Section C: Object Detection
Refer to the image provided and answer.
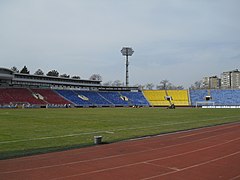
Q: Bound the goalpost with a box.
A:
[195,101,215,108]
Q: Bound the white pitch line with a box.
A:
[176,123,239,139]
[103,115,240,134]
[105,131,114,134]
[2,132,239,176]
[0,131,113,144]
[8,122,240,162]
[0,116,239,145]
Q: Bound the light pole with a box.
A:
[121,47,134,87]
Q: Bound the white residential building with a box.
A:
[221,69,240,89]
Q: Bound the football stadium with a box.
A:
[0,66,240,179]
[1,0,240,178]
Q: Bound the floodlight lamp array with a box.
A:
[121,47,134,56]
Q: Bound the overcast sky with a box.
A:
[0,0,239,88]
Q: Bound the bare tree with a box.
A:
[157,80,171,90]
[11,66,19,73]
[90,74,102,81]
[170,85,184,90]
[102,81,112,86]
[157,80,184,90]
[190,80,203,90]
[175,85,184,90]
[112,80,124,87]
[135,84,145,90]
[145,83,154,90]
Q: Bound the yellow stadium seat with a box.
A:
[143,90,190,106]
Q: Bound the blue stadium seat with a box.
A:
[56,90,93,106]
[75,91,112,106]
[98,91,130,106]
[189,90,208,106]
[210,89,240,105]
[55,90,150,107]
[120,91,149,106]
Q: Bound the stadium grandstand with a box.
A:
[1,67,240,108]
[143,90,190,107]
[0,67,149,108]
[190,89,240,107]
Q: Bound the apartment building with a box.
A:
[202,76,221,89]
[221,69,240,89]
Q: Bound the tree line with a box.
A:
[10,66,102,81]
[141,80,203,90]
[103,79,185,90]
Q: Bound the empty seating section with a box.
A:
[210,90,240,105]
[1,88,240,107]
[120,91,149,106]
[55,90,149,107]
[190,89,210,106]
[143,90,189,106]
[0,88,15,104]
[190,90,210,106]
[98,91,129,106]
[56,90,92,106]
[32,89,71,105]
[75,91,111,106]
[167,90,189,106]
[1,88,150,106]
[190,89,240,106]
[143,90,168,106]
[0,88,45,105]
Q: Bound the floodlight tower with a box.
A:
[121,47,134,86]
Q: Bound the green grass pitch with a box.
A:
[0,108,240,159]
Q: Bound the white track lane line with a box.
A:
[5,122,240,160]
[1,124,239,174]
[9,122,240,162]
[142,151,240,180]
[0,131,113,144]
[230,174,240,180]
[51,138,240,180]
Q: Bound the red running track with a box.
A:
[0,122,240,180]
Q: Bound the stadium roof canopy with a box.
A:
[0,67,139,91]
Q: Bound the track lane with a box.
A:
[0,122,239,180]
